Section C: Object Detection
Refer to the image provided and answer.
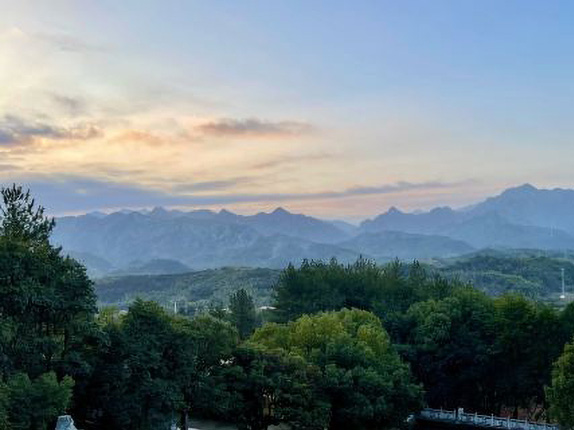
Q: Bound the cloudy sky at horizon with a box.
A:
[1,0,573,221]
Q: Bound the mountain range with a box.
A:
[51,184,574,277]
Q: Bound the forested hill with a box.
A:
[95,267,281,309]
[95,251,574,310]
[439,251,574,300]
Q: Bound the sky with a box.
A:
[1,0,573,221]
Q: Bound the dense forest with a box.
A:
[2,185,574,430]
[93,251,574,312]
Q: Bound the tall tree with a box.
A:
[229,289,258,339]
[492,295,563,417]
[0,185,97,429]
[0,184,55,246]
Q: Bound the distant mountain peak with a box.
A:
[429,206,455,214]
[219,208,236,216]
[150,206,169,215]
[502,183,538,195]
[386,206,403,215]
[271,207,291,215]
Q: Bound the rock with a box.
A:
[55,415,78,430]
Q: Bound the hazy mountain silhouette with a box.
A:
[360,184,574,250]
[340,230,474,259]
[52,184,574,276]
[52,208,359,274]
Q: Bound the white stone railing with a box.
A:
[418,408,559,430]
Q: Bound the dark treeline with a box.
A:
[1,185,574,430]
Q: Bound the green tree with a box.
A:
[172,314,238,429]
[109,300,183,430]
[403,288,496,412]
[6,372,74,430]
[547,341,574,429]
[252,309,423,430]
[216,345,328,430]
[0,184,54,245]
[0,185,97,378]
[229,289,258,339]
[0,186,96,429]
[492,295,563,417]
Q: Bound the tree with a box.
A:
[252,309,423,430]
[272,258,462,332]
[0,184,55,246]
[0,185,97,378]
[92,300,183,430]
[492,295,563,417]
[215,345,328,430]
[0,185,96,429]
[229,289,258,339]
[561,302,574,342]
[547,341,574,429]
[6,372,74,430]
[403,288,496,412]
[172,314,238,429]
[83,302,239,430]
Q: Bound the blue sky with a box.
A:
[0,0,573,220]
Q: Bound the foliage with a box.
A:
[547,341,574,429]
[229,289,259,339]
[491,296,564,417]
[252,309,423,430]
[215,345,329,430]
[403,288,496,411]
[0,185,96,430]
[5,371,74,430]
[0,184,55,246]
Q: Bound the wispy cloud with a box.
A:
[1,174,470,215]
[34,31,103,53]
[197,118,313,138]
[0,115,102,146]
[252,153,332,170]
[49,94,90,117]
[0,164,21,172]
[172,177,252,193]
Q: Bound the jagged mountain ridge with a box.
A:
[53,184,574,276]
[360,184,574,249]
[52,209,362,273]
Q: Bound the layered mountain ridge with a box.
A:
[52,184,574,276]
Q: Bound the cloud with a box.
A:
[0,115,102,146]
[172,178,252,193]
[197,118,313,138]
[49,94,89,117]
[34,31,102,53]
[341,181,468,197]
[0,175,470,215]
[252,153,332,170]
[0,164,20,172]
[112,130,167,146]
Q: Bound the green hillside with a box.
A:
[95,266,281,309]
